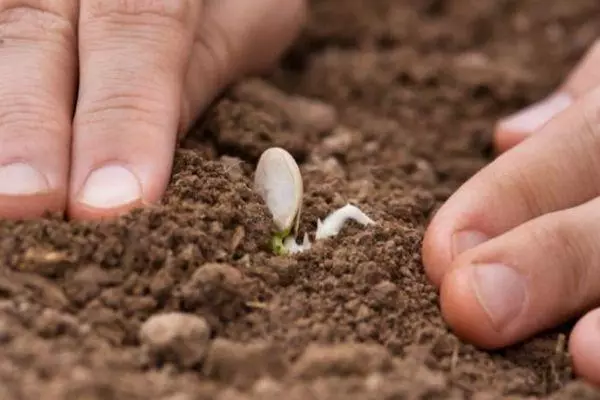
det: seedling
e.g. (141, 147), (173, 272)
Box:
(254, 147), (303, 254)
(254, 147), (375, 255)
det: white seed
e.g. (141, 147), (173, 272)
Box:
(315, 204), (375, 240)
(254, 147), (303, 234)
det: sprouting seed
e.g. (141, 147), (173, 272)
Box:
(254, 147), (376, 255)
(254, 147), (303, 237)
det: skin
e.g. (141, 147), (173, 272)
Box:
(422, 39), (600, 386)
(4, 0), (600, 388)
(0, 0), (306, 220)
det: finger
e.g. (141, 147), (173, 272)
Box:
(569, 308), (600, 387)
(495, 39), (600, 152)
(70, 0), (306, 220)
(0, 1), (77, 218)
(180, 0), (307, 133)
(422, 85), (600, 286)
(439, 195), (600, 349)
(69, 0), (201, 219)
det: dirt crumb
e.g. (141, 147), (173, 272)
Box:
(140, 312), (211, 368)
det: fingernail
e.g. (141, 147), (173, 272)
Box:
(452, 230), (488, 258)
(78, 165), (142, 209)
(0, 162), (49, 195)
(500, 93), (572, 133)
(470, 264), (526, 331)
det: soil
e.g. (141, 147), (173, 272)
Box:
(1, 0), (600, 399)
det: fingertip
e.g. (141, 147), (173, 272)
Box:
(440, 267), (508, 350)
(68, 164), (161, 221)
(422, 200), (483, 287)
(0, 163), (66, 219)
(0, 192), (66, 220)
(68, 200), (145, 221)
(422, 220), (449, 287)
(494, 92), (574, 154)
(569, 308), (600, 387)
(493, 122), (529, 154)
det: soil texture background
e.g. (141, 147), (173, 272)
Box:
(2, 0), (600, 399)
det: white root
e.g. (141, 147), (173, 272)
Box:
(315, 204), (375, 240)
(284, 203), (376, 254)
(283, 233), (312, 254)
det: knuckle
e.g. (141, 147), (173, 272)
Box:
(582, 89), (600, 141)
(0, 1), (75, 43)
(195, 15), (236, 88)
(529, 221), (586, 300)
(569, 88), (600, 195)
(85, 0), (192, 27)
(497, 168), (547, 217)
(0, 94), (65, 143)
(539, 213), (600, 308)
(76, 90), (166, 130)
(580, 89), (600, 172)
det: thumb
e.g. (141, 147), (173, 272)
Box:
(180, 0), (307, 134)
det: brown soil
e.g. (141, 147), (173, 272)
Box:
(2, 1), (600, 399)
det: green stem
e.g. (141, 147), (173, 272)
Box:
(270, 233), (288, 255)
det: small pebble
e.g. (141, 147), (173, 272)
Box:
(139, 312), (211, 368)
(190, 263), (243, 287)
(367, 280), (401, 309)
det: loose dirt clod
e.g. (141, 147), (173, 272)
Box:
(187, 263), (244, 288)
(139, 312), (211, 368)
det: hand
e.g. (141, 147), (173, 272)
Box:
(423, 40), (600, 385)
(0, 0), (305, 220)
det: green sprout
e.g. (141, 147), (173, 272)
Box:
(270, 232), (287, 255)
